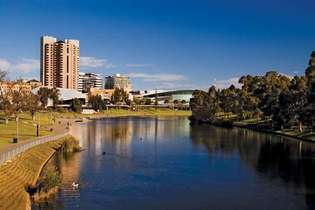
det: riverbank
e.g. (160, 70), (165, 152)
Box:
(0, 109), (191, 150)
(191, 118), (315, 142)
(233, 122), (315, 142)
(0, 135), (78, 210)
(56, 109), (192, 119)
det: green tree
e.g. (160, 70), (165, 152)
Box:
(190, 87), (220, 122)
(50, 88), (60, 109)
(111, 88), (129, 104)
(37, 87), (59, 109)
(0, 88), (14, 124)
(0, 69), (7, 81)
(89, 95), (106, 111)
(144, 98), (152, 105)
(38, 87), (51, 108)
(164, 99), (170, 104)
(26, 93), (40, 121)
(305, 51), (315, 129)
(189, 51), (315, 132)
(70, 98), (82, 113)
(133, 97), (142, 105)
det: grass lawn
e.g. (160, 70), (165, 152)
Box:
(0, 112), (55, 149)
(233, 118), (271, 126)
(54, 108), (192, 119)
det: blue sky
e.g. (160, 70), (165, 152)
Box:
(0, 0), (315, 90)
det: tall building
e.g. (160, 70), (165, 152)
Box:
(105, 74), (132, 92)
(78, 72), (103, 92)
(40, 36), (80, 90)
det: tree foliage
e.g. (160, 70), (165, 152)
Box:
(0, 69), (7, 82)
(89, 95), (106, 111)
(37, 87), (59, 108)
(190, 51), (315, 131)
(111, 88), (129, 104)
(70, 98), (82, 113)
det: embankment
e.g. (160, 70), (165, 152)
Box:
(190, 117), (315, 143)
(0, 135), (78, 210)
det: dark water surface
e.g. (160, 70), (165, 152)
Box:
(33, 117), (315, 210)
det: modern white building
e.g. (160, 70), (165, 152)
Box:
(143, 90), (194, 104)
(78, 72), (103, 93)
(32, 87), (87, 106)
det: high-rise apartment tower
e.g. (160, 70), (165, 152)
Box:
(40, 36), (80, 89)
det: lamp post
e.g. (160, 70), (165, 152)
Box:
(14, 115), (19, 143)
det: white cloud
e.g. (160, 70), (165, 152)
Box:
(279, 72), (293, 79)
(154, 82), (199, 90)
(125, 63), (152, 68)
(0, 58), (11, 72)
(80, 56), (116, 68)
(15, 58), (39, 73)
(212, 77), (241, 89)
(126, 72), (187, 82)
(0, 58), (39, 75)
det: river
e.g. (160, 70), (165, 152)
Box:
(33, 116), (315, 210)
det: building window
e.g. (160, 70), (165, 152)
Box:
(67, 56), (69, 73)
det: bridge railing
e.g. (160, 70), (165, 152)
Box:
(0, 132), (69, 165)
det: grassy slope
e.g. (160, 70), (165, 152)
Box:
(0, 136), (74, 210)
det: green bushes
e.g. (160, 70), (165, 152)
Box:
(42, 170), (62, 192)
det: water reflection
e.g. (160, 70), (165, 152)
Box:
(32, 150), (81, 210)
(71, 117), (190, 157)
(190, 124), (315, 209)
(34, 117), (315, 210)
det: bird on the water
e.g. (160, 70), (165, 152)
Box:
(72, 182), (79, 189)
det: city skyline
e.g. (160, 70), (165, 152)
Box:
(0, 0), (315, 90)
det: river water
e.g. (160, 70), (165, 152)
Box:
(33, 117), (315, 210)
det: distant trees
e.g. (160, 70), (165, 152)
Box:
(0, 85), (26, 124)
(133, 97), (142, 105)
(37, 87), (59, 108)
(0, 87), (15, 124)
(49, 88), (60, 109)
(111, 88), (129, 105)
(190, 88), (218, 122)
(70, 98), (82, 113)
(89, 95), (106, 111)
(26, 93), (40, 121)
(190, 51), (315, 132)
(0, 69), (7, 81)
(305, 51), (315, 129)
(0, 85), (60, 124)
(144, 98), (152, 105)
